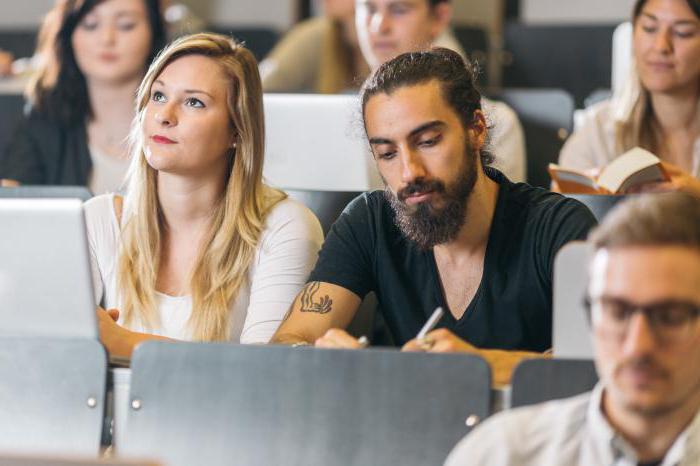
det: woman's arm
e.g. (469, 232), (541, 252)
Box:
(239, 200), (324, 344)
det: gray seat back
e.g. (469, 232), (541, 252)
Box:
(510, 358), (598, 408)
(0, 186), (93, 201)
(0, 337), (107, 457)
(120, 342), (492, 466)
(495, 88), (574, 188)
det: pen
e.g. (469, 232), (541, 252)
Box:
(416, 307), (444, 340)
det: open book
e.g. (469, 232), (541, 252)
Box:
(549, 147), (670, 194)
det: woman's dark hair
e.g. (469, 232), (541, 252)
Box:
(360, 47), (494, 168)
(29, 0), (166, 126)
(633, 0), (700, 20)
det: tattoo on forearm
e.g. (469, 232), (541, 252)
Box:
(299, 281), (333, 314)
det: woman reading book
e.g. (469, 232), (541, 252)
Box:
(88, 33), (323, 359)
(558, 0), (700, 197)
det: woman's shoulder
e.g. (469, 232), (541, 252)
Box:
(576, 99), (615, 131)
(84, 193), (122, 236)
(263, 196), (322, 234)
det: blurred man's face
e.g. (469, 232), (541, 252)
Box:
(588, 246), (700, 422)
(322, 0), (355, 20)
(355, 0), (449, 69)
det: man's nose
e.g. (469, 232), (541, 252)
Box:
(400, 149), (427, 183)
(621, 312), (657, 357)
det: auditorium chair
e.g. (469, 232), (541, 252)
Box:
(0, 337), (108, 457)
(510, 358), (598, 408)
(494, 88), (574, 189)
(0, 186), (93, 201)
(208, 26), (279, 61)
(118, 342), (492, 466)
(502, 22), (616, 107)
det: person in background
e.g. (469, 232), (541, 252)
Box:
(446, 192), (700, 466)
(355, 0), (527, 182)
(559, 0), (700, 198)
(90, 33), (323, 359)
(271, 49), (596, 386)
(260, 0), (369, 93)
(0, 0), (166, 193)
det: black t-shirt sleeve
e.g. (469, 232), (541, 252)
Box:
(0, 114), (46, 184)
(307, 193), (377, 299)
(536, 196), (597, 281)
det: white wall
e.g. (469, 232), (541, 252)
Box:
(0, 0), (296, 31)
(0, 0), (54, 29)
(522, 0), (637, 24)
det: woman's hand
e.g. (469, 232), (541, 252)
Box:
(625, 162), (700, 198)
(96, 307), (138, 359)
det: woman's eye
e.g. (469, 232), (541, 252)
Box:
(117, 22), (137, 31)
(152, 91), (165, 102)
(80, 20), (99, 31)
(642, 25), (657, 34)
(674, 29), (697, 38)
(185, 98), (205, 108)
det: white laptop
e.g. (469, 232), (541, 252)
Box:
(552, 241), (594, 358)
(263, 93), (383, 191)
(0, 199), (97, 339)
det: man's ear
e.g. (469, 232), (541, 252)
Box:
(430, 2), (453, 40)
(467, 109), (487, 150)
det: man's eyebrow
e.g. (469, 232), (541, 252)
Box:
(408, 121), (445, 138)
(368, 121), (445, 145)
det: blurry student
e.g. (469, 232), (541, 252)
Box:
(559, 0), (700, 198)
(446, 192), (700, 466)
(261, 0), (369, 93)
(355, 0), (527, 182)
(0, 0), (166, 193)
(89, 33), (323, 359)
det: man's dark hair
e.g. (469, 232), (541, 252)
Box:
(360, 47), (494, 168)
(589, 192), (700, 251)
(429, 0), (450, 6)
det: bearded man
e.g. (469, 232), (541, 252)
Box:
(271, 49), (596, 384)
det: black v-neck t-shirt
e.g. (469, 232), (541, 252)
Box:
(308, 169), (597, 351)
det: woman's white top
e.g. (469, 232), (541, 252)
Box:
(559, 100), (700, 177)
(87, 145), (130, 195)
(85, 193), (324, 343)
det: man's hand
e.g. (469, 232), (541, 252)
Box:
(315, 328), (366, 349)
(402, 328), (546, 387)
(402, 328), (479, 353)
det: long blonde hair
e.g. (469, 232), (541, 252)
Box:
(117, 33), (285, 341)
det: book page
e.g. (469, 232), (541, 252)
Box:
(597, 148), (664, 193)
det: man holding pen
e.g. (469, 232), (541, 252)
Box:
(271, 49), (595, 384)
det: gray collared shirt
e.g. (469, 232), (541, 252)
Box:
(445, 384), (700, 466)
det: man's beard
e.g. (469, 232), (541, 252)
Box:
(385, 146), (478, 250)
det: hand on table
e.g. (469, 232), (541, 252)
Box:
(314, 328), (367, 349)
(402, 328), (546, 387)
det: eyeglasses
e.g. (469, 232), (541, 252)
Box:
(584, 296), (700, 344)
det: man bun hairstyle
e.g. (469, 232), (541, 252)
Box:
(360, 47), (494, 168)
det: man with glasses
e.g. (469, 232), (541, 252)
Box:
(446, 192), (700, 466)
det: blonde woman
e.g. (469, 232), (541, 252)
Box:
(559, 0), (700, 197)
(87, 33), (324, 358)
